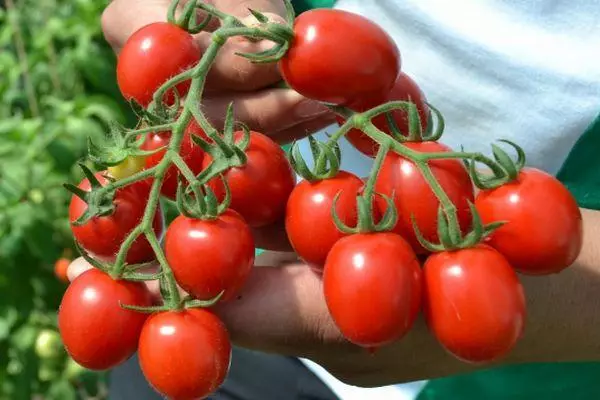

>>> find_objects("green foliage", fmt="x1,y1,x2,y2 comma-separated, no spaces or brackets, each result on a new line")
0,0,132,397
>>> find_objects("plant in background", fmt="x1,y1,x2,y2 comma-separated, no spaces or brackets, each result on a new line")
0,0,133,398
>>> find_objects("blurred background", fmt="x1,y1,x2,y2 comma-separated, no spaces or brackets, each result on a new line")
0,0,136,398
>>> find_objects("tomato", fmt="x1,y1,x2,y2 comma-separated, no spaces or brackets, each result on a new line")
69,173,163,264
54,257,70,283
286,171,365,269
58,269,152,370
203,131,295,227
141,123,205,200
35,329,64,360
423,245,526,363
323,233,421,348
108,155,146,180
338,72,430,157
165,210,254,301
117,22,200,107
279,9,400,105
138,309,231,400
475,167,583,275
374,142,474,253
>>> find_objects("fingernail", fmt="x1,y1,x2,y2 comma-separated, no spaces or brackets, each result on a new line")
294,98,332,119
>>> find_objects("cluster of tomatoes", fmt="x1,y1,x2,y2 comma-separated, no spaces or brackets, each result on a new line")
56,4,584,400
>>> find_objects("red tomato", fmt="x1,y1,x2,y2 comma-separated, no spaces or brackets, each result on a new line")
279,9,400,105
138,309,231,400
374,142,474,253
54,258,70,283
286,171,365,269
117,22,200,107
423,245,526,363
323,233,421,348
58,269,152,370
338,72,429,157
69,173,163,264
203,131,295,228
165,210,255,301
141,123,205,200
475,168,582,275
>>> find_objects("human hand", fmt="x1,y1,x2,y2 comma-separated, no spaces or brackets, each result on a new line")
102,0,336,144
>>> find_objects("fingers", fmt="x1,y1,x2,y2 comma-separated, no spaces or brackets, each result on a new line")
201,0,288,91
251,219,293,251
213,254,350,357
66,257,94,282
101,0,171,52
202,88,335,141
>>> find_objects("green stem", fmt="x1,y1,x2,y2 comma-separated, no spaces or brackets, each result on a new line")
125,123,175,141
356,141,390,232
424,151,505,178
145,230,182,309
360,122,462,242
111,225,144,278
105,168,155,190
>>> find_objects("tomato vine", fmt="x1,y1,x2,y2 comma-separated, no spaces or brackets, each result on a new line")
58,0,584,397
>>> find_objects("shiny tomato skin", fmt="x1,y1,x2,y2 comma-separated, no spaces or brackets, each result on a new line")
279,9,400,105
58,269,152,370
285,171,365,268
203,131,296,228
165,210,255,301
475,168,583,275
423,245,526,363
117,22,200,107
141,124,205,200
374,142,474,254
68,173,163,264
338,72,430,157
138,309,231,400
323,233,422,348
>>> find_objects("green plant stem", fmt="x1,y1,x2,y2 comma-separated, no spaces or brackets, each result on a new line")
125,123,175,140
145,230,182,309
359,121,462,242
356,141,389,232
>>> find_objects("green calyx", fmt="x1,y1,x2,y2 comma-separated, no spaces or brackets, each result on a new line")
176,175,231,220
331,142,398,234
413,202,505,252
63,164,116,226
289,136,341,181
468,139,526,190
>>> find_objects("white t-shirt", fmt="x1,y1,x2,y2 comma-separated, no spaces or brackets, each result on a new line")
296,0,600,398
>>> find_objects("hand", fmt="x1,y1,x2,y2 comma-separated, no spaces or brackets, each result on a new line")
102,0,336,144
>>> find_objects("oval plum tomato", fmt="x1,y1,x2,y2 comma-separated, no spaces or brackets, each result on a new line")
141,126,205,200
165,210,254,301
69,173,163,264
139,308,231,400
286,171,366,269
338,72,430,157
54,257,70,283
203,131,295,228
279,9,400,105
475,168,583,275
374,141,474,254
117,22,200,107
423,245,526,363
323,233,421,348
58,269,152,370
